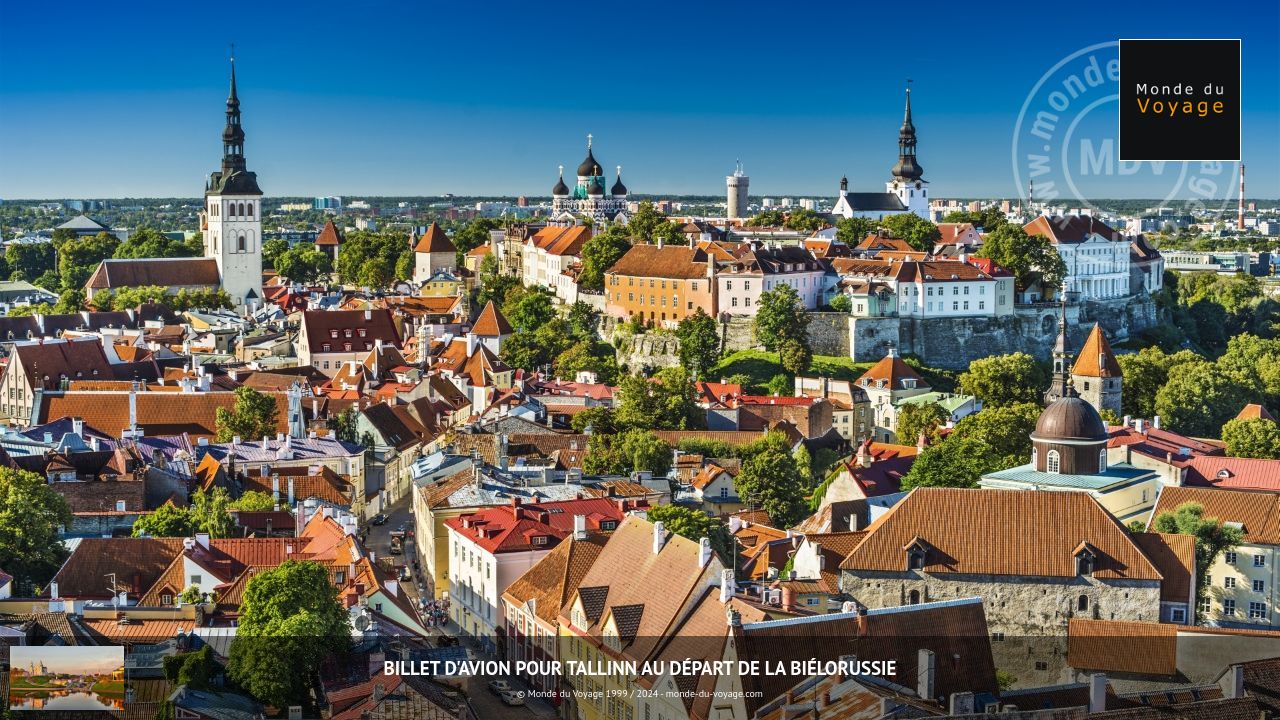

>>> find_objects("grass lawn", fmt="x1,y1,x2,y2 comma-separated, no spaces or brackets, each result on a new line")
91,680,126,694
11,676,64,689
711,349,958,392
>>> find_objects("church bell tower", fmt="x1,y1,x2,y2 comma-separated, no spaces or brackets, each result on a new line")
202,53,263,311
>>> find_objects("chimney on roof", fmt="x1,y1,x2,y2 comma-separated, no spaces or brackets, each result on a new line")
1134,418,1145,434
728,515,742,534
71,417,84,438
272,474,280,502
1153,415,1161,429
373,683,386,703
917,649,936,701
195,532,210,550
1089,673,1108,712
573,514,587,540
653,521,666,555
950,692,976,715
1222,664,1245,699
287,477,295,506
385,579,398,597
49,581,59,600
699,536,713,567
719,567,735,603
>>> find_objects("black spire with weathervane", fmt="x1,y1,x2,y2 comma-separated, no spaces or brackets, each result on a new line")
207,52,262,197
891,82,924,182
1044,285,1075,405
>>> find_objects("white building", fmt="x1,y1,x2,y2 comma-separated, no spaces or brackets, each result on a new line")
833,258,1014,319
200,59,263,310
520,225,591,305
550,136,629,225
717,243,825,315
1024,215,1132,300
833,87,929,221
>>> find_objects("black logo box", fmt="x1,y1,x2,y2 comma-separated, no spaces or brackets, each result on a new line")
1119,39,1240,161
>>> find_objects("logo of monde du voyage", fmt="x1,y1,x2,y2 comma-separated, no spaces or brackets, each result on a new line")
1012,41,1238,214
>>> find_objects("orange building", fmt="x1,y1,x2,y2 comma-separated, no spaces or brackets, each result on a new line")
604,244,717,327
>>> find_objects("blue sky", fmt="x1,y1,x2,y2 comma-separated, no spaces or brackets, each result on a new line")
0,0,1276,200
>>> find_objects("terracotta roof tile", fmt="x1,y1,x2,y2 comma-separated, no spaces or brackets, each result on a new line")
414,223,456,254
1152,485,1280,545
8,338,113,390
840,487,1161,580
1068,618,1178,676
38,390,289,439
856,353,926,390
504,535,609,625
1025,214,1124,244
605,244,709,280
1073,324,1123,377
1132,532,1195,603
301,309,402,355
1182,456,1280,490
1235,404,1277,423
471,300,513,337
529,225,591,256
314,220,343,246
86,258,221,290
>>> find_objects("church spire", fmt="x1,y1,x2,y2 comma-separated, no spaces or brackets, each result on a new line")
1044,285,1076,405
221,53,246,176
891,81,924,182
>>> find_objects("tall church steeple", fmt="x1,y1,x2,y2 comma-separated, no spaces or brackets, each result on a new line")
1044,288,1075,405
891,82,924,182
203,52,263,311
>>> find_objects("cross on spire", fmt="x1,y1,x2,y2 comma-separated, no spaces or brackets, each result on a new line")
587,133,593,149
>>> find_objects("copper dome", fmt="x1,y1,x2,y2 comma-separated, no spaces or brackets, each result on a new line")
1032,395,1108,443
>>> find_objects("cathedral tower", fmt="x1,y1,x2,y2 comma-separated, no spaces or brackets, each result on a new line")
202,55,263,310
886,84,928,218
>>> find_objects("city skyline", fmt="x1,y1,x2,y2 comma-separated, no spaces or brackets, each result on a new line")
1,0,1278,200
9,646,122,677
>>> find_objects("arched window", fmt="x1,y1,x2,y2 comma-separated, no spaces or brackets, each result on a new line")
1046,449,1061,474
239,202,246,217
1098,449,1108,472
237,234,246,252
246,203,254,219
1077,595,1089,612
908,589,921,605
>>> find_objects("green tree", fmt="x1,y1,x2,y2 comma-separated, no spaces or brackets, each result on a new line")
578,225,632,290
1151,502,1243,621
754,283,811,363
747,209,786,228
783,208,827,233
227,560,353,710
215,386,280,443
179,585,205,605
56,231,119,291
114,228,201,259
734,443,807,528
627,202,666,243
675,308,721,380
896,402,949,445
452,218,499,267
1116,347,1202,418
566,301,600,341
581,433,625,475
501,318,574,374
958,352,1048,408
163,645,218,691
645,505,730,561
555,340,619,385
6,242,56,283
356,256,392,288
132,501,194,538
976,224,1067,291
835,217,877,245
1153,360,1253,438
947,403,1042,469
778,337,812,376
326,409,359,444
0,467,72,588
829,294,852,313
504,288,556,332
941,207,1008,231
274,244,333,285
617,429,673,476
474,253,518,309
900,436,989,491
4,303,50,317
262,238,289,269
53,288,85,314
879,213,941,251
189,488,235,538
615,367,698,430
570,407,618,434
230,490,279,512
1220,417,1280,459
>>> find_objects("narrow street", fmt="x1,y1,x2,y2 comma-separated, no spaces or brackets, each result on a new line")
364,495,557,718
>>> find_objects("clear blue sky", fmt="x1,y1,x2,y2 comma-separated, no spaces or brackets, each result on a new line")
1,0,1276,200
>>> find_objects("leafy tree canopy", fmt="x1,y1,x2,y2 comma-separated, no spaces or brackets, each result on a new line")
0,467,72,588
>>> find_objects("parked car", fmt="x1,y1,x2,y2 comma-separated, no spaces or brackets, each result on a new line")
487,680,512,694
371,513,388,525
498,689,525,706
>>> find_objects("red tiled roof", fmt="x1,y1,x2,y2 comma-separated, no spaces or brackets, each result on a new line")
446,497,642,554
529,225,591,257
1235,404,1277,423
1182,456,1280,492
301,309,402,355
1073,324,1123,377
1024,214,1123,244
8,339,113,390
606,244,709,280
314,220,343,246
1152,485,1280,545
856,352,925,390
414,223,456,254
38,391,289,439
86,258,221,290
471,300,513,336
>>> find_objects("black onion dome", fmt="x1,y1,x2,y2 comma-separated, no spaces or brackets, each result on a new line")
577,148,600,177
1032,394,1108,443
552,172,569,196
892,156,924,181
587,176,605,196
611,170,627,196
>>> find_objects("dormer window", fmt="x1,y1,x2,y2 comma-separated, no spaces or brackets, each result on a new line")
532,536,548,546
1075,546,1097,577
329,329,339,339
905,538,929,571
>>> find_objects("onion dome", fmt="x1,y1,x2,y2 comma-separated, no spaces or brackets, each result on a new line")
611,166,627,197
1032,391,1109,443
552,165,569,196
577,134,600,177
587,175,605,197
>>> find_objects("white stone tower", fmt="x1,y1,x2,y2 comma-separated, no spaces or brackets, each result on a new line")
202,54,263,311
886,83,929,219
726,160,749,219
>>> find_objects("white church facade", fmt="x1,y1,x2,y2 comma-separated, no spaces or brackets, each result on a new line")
832,87,929,221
